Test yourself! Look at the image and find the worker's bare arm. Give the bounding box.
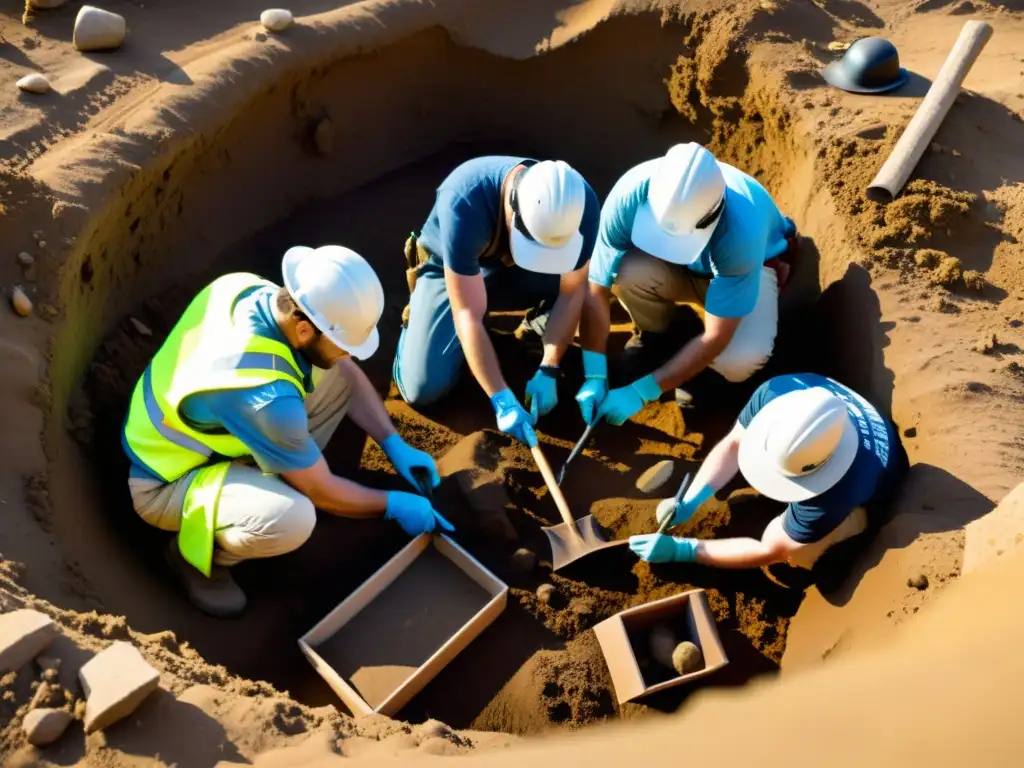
[693,515,802,568]
[446,267,506,396]
[281,458,388,518]
[336,357,396,445]
[653,311,741,391]
[690,421,744,493]
[540,264,589,366]
[578,281,612,355]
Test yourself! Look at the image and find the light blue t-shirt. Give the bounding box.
[738,374,903,544]
[417,155,601,277]
[123,285,322,480]
[588,159,792,318]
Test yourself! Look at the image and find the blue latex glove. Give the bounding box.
[655,482,715,527]
[524,367,559,422]
[597,373,662,426]
[491,388,538,447]
[384,491,454,536]
[575,350,609,425]
[380,433,440,494]
[628,533,698,563]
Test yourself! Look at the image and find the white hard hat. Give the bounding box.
[281,244,384,360]
[631,143,726,265]
[509,160,586,275]
[738,387,859,503]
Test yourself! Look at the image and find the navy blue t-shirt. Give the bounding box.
[738,373,903,544]
[416,156,600,277]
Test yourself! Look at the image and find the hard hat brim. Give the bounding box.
[282,246,381,360]
[821,61,910,94]
[630,198,718,266]
[509,218,584,275]
[737,389,860,503]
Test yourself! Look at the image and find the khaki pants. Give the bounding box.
[128,364,354,567]
[613,249,779,383]
[787,506,868,570]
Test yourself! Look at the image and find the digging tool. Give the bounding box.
[556,421,597,486]
[532,444,622,571]
[656,472,693,536]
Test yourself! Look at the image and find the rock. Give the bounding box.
[648,624,676,669]
[313,118,334,156]
[73,6,127,52]
[417,719,449,740]
[38,241,47,249]
[536,583,557,606]
[129,317,152,336]
[18,252,35,267]
[260,8,294,31]
[908,573,929,590]
[509,548,537,573]
[636,460,674,493]
[903,427,917,438]
[78,641,160,733]
[11,286,33,317]
[671,641,704,675]
[0,610,57,674]
[28,0,72,8]
[827,41,851,51]
[16,74,51,94]
[22,708,72,746]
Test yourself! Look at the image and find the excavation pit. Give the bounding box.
[19,0,1007,748]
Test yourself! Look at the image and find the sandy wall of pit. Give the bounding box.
[26,3,734,636]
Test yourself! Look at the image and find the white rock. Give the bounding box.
[23,708,73,746]
[73,6,127,52]
[79,641,159,733]
[260,9,294,32]
[16,74,51,94]
[28,0,71,8]
[0,610,56,672]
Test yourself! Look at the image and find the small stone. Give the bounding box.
[908,573,929,590]
[260,8,294,31]
[903,427,917,438]
[671,641,704,675]
[951,148,962,157]
[16,74,51,94]
[22,708,73,746]
[0,610,57,673]
[313,118,334,156]
[636,460,674,493]
[73,6,127,53]
[417,719,449,740]
[78,641,160,733]
[536,583,557,605]
[11,287,33,317]
[17,252,35,267]
[38,241,47,249]
[129,317,152,336]
[827,41,851,51]
[509,548,537,573]
[32,233,41,240]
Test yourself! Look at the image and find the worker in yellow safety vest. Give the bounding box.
[122,245,451,618]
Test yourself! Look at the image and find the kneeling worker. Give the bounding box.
[576,142,797,426]
[629,373,907,572]
[393,155,600,447]
[122,245,450,618]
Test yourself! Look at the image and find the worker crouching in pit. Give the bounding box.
[392,155,600,448]
[575,142,798,426]
[121,246,451,618]
[629,374,909,581]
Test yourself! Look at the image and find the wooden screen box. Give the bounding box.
[299,533,508,717]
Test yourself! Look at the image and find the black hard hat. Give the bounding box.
[822,37,909,94]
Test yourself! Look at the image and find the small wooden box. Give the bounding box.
[592,588,728,704]
[299,533,508,718]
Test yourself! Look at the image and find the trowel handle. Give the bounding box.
[656,472,692,535]
[531,445,578,530]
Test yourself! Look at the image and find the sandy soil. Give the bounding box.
[2,0,1024,764]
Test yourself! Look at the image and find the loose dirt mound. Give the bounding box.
[2,0,1024,764]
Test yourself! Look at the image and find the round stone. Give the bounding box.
[73,6,127,52]
[23,708,72,746]
[671,641,704,676]
[636,460,674,493]
[260,8,294,31]
[536,583,557,605]
[16,74,51,94]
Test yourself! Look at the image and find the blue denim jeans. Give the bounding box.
[393,262,558,406]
